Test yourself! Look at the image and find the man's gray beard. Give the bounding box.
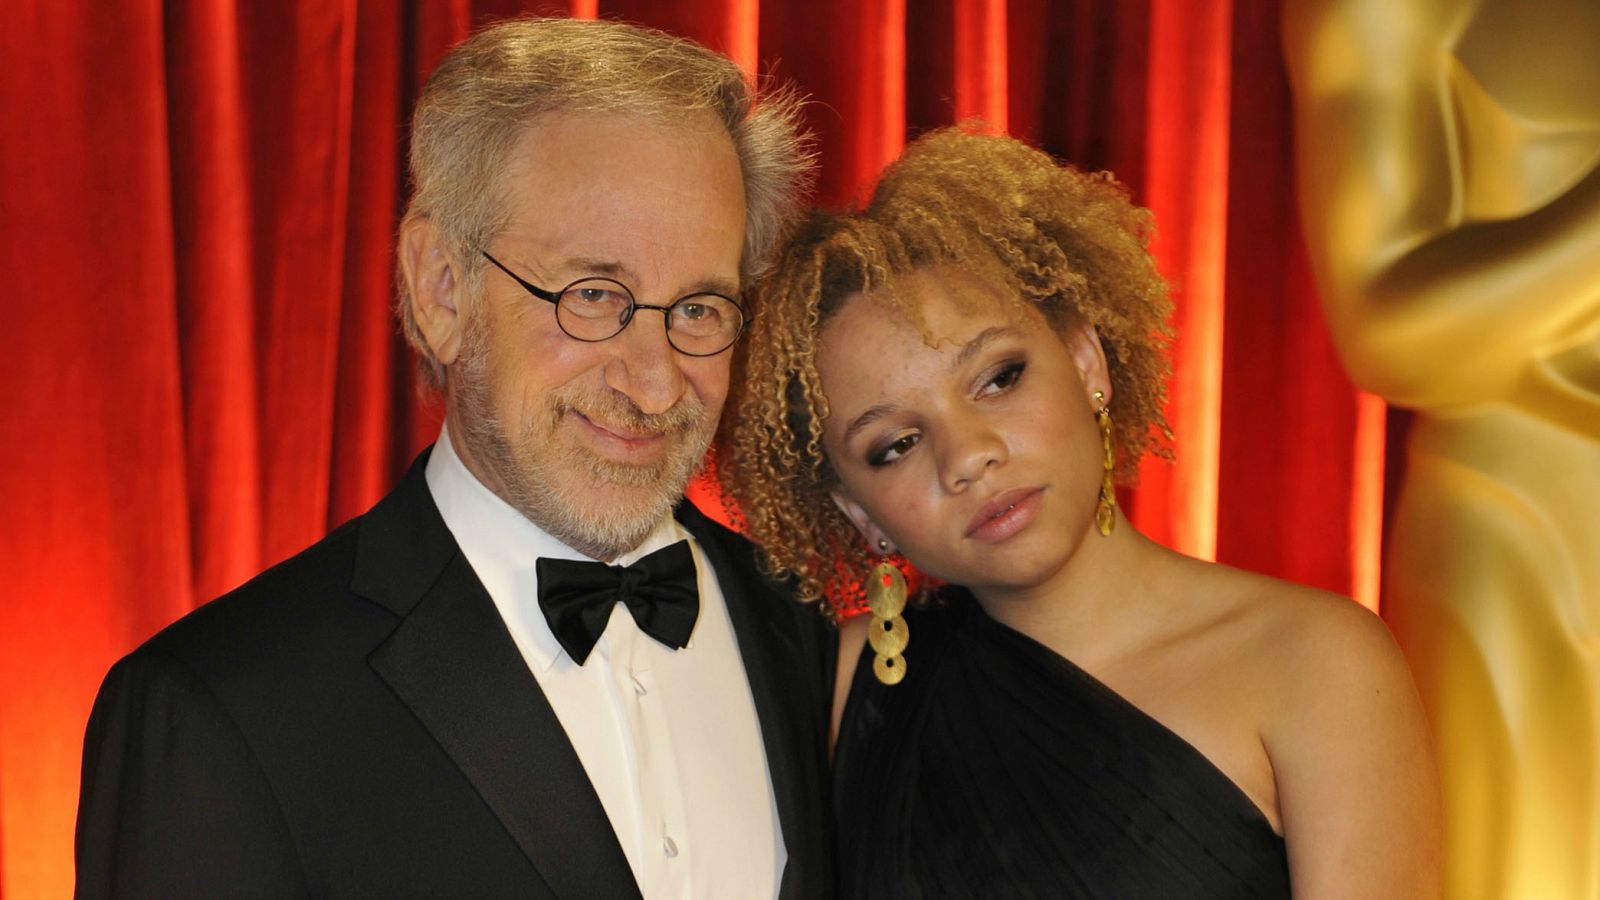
[451,313,713,560]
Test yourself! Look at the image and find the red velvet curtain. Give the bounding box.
[0,1,1376,894]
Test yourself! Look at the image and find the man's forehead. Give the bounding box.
[509,107,734,165]
[489,108,747,291]
[496,108,740,194]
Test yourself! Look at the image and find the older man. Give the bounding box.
[75,18,830,899]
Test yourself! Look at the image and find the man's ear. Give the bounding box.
[1064,319,1112,408]
[398,215,465,367]
[830,489,895,555]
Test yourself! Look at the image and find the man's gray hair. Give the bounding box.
[398,16,815,390]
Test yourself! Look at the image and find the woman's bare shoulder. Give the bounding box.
[1168,558,1397,680]
[1227,568,1405,695]
[1180,562,1440,897]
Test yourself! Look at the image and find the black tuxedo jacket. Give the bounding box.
[75,452,835,898]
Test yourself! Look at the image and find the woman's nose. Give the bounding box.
[938,418,1008,493]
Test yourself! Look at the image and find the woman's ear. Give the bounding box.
[398,215,465,367]
[1064,319,1112,408]
[830,489,895,555]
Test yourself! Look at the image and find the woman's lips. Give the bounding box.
[964,487,1044,542]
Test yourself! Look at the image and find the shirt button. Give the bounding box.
[662,836,679,858]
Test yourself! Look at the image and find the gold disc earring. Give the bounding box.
[1094,390,1116,536]
[866,560,909,685]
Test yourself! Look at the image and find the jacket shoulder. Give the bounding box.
[137,516,390,678]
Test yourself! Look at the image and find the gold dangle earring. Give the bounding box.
[867,541,909,685]
[1094,391,1116,536]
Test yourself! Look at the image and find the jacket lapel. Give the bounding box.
[357,453,642,900]
[677,501,832,898]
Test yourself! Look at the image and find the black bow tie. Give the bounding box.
[535,541,700,665]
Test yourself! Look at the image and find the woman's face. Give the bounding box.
[818,267,1113,596]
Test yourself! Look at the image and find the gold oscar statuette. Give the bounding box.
[1286,1,1600,896]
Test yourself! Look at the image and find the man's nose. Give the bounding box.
[602,309,687,416]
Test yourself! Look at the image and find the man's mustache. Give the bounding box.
[554,390,706,438]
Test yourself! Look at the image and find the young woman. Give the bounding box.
[721,128,1441,898]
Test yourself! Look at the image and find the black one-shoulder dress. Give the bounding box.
[833,591,1292,898]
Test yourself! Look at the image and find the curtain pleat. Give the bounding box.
[1214,0,1374,601]
[951,0,1009,127]
[1,3,194,894]
[1131,0,1232,560]
[0,2,1380,894]
[238,2,354,563]
[761,0,907,207]
[606,0,757,71]
[330,0,407,529]
[166,0,263,600]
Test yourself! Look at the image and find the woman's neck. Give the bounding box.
[969,511,1173,666]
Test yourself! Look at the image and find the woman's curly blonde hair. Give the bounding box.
[719,126,1174,617]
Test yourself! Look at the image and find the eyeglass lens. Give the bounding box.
[555,278,742,355]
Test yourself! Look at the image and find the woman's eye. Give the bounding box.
[980,360,1026,396]
[868,433,920,467]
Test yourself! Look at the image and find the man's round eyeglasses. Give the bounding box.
[481,251,745,357]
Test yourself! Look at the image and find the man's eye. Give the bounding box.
[559,282,631,320]
[572,287,619,304]
[869,433,920,467]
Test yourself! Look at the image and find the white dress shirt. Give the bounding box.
[425,428,785,898]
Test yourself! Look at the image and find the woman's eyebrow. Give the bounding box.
[842,402,900,444]
[953,326,1020,367]
[841,326,1021,443]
